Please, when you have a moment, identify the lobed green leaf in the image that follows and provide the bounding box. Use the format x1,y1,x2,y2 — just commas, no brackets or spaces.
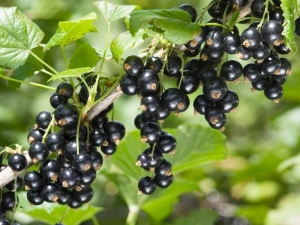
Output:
8,47,45,89
110,30,148,63
44,12,97,51
282,0,298,52
0,7,44,69
127,9,201,45
94,1,141,22
69,43,100,69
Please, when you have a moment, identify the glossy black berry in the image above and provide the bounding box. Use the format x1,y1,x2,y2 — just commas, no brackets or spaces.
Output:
154,174,174,188
228,0,247,8
206,30,225,50
63,125,87,142
46,132,65,155
78,84,101,105
50,92,66,109
200,45,224,62
164,55,182,78
56,82,74,100
274,43,291,55
91,112,108,129
89,129,107,147
216,90,239,113
178,70,199,94
240,27,262,49
224,32,240,54
57,188,72,205
155,106,171,121
243,63,261,82
193,94,212,115
145,56,163,73
5,175,23,191
260,53,281,75
24,171,43,191
138,176,157,195
138,70,160,95
205,106,226,126
251,0,270,18
123,55,144,77
208,1,227,18
63,141,87,161
1,191,16,211
179,4,197,22
278,58,292,75
156,133,177,154
59,168,80,188
264,80,283,102
252,41,271,60
205,18,223,32
185,27,208,50
220,60,243,82
73,153,92,173
105,121,126,145
183,48,200,57
54,103,79,129
40,159,61,182
27,126,44,145
88,151,103,170
79,168,97,185
141,95,161,113
198,67,217,84
68,198,82,209
140,122,161,144
203,77,227,101
0,219,11,225
73,187,94,204
41,183,61,203
35,111,52,129
261,20,284,45
154,159,172,176
237,45,253,60
161,88,187,112
119,74,140,96
57,155,72,169
251,77,268,91
29,141,49,163
270,8,284,24
8,153,27,171
27,190,44,205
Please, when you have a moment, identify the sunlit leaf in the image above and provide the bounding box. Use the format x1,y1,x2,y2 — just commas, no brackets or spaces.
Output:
0,7,44,69
48,67,93,82
282,0,297,52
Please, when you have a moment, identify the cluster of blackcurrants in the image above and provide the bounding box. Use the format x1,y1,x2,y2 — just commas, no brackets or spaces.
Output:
0,154,22,225
3,80,126,220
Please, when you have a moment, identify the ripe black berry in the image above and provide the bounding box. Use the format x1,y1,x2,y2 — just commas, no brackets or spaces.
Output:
164,55,182,78
50,92,66,109
206,30,225,50
59,168,80,188
178,70,199,94
140,122,161,144
185,27,207,50
243,63,261,82
161,88,187,111
140,95,161,113
27,126,44,145
252,41,271,60
8,153,27,171
155,174,174,188
29,141,49,163
105,121,126,145
154,159,172,176
220,60,243,82
145,56,163,73
193,94,212,115
91,112,108,129
179,4,197,22
156,133,177,154
138,70,160,95
216,90,239,113
46,132,65,155
240,27,261,49
208,1,227,18
39,159,61,182
1,191,16,211
63,125,87,142
260,53,281,75
123,55,144,77
89,129,107,147
264,80,283,102
73,187,94,204
119,74,140,96
295,17,300,36
35,111,52,129
73,153,92,173
5,175,23,191
138,176,157,195
63,141,87,161
203,77,227,101
57,188,72,205
56,82,74,100
224,32,240,54
24,171,43,191
88,151,103,170
41,183,61,203
54,103,79,128
261,20,284,45
27,190,44,205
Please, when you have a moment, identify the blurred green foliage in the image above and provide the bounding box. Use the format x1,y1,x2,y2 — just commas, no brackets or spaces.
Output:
1,0,300,225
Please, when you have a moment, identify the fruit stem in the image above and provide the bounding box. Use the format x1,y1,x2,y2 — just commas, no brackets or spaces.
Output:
42,116,55,143
159,43,173,95
0,74,56,91
60,45,69,69
29,51,58,75
257,0,271,29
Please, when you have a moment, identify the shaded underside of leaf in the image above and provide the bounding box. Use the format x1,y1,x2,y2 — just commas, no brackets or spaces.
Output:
0,7,44,69
282,0,297,52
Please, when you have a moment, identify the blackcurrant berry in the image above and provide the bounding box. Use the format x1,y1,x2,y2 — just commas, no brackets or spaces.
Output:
88,151,103,170
123,55,144,77
270,8,284,24
205,106,226,126
78,84,101,105
274,43,291,55
63,141,87,161
59,168,80,188
138,70,160,95
203,77,227,101
206,30,225,50
39,159,61,182
208,1,227,18
46,132,65,155
161,88,187,112
105,121,126,145
50,92,66,109
1,191,16,211
193,94,212,115
260,53,281,75
178,70,199,94
35,111,52,129
140,95,161,113
89,129,107,147
224,32,240,54
119,74,140,96
56,82,74,100
251,77,268,91
27,126,44,145
24,171,43,191
154,174,174,188
5,175,23,191
63,125,87,142
228,0,247,8
57,155,72,169
264,80,283,102
27,190,44,205
57,187,72,205
220,60,243,82
185,27,208,50
237,45,252,60
261,20,284,45
138,176,157,195
216,90,239,113
8,153,27,171
54,103,79,129
200,45,224,62
140,122,161,144
240,27,261,49
73,187,94,204
29,141,49,163
295,17,300,36
252,41,271,60
145,56,163,73
73,153,92,173
156,133,177,154
154,159,172,176
179,4,197,22
91,112,108,129
198,67,217,84
243,63,261,82
164,55,182,78
41,183,61,203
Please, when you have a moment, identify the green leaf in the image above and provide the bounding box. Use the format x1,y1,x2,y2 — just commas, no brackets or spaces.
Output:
110,30,147,63
127,9,201,45
48,67,93,82
95,47,113,61
172,124,227,174
94,1,141,22
142,178,199,224
227,10,240,27
282,0,297,52
0,7,44,69
8,47,44,89
17,191,102,225
165,209,218,225
44,12,97,51
69,43,100,69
